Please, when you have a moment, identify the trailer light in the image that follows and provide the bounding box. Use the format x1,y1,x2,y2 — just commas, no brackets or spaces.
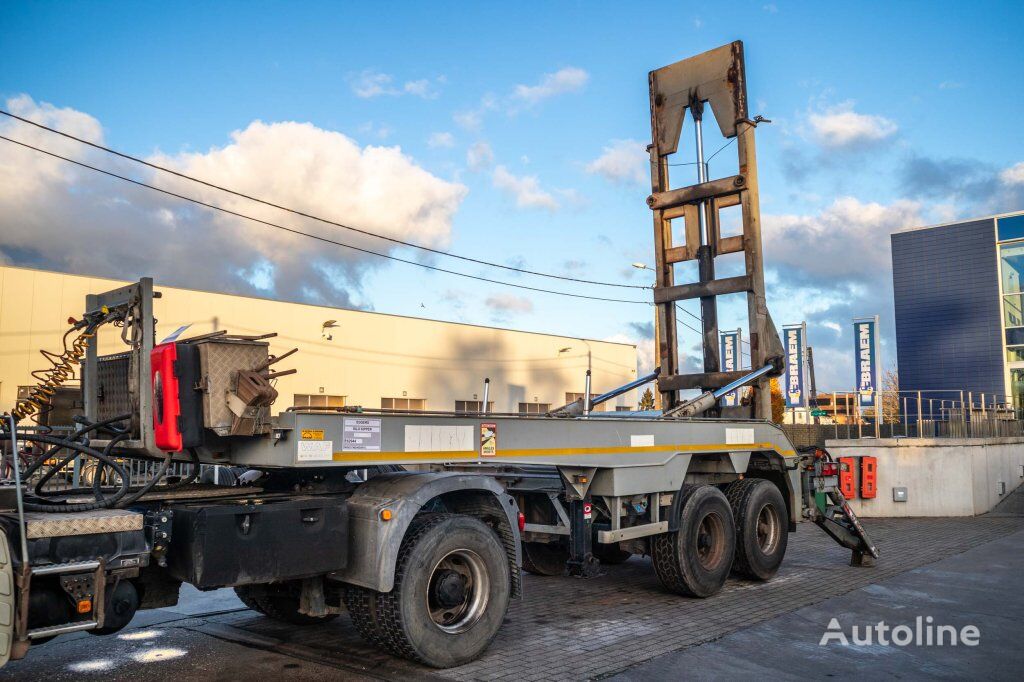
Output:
77,599,92,614
517,511,525,532
380,509,393,522
819,462,839,476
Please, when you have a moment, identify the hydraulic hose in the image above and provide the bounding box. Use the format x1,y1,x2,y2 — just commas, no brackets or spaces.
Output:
0,432,131,512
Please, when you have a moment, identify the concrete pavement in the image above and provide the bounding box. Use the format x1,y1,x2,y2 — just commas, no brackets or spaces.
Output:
2,514,1022,681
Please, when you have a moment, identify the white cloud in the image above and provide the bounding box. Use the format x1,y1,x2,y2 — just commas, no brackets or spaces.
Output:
349,70,444,99
454,93,498,132
806,101,898,149
763,196,922,281
427,131,455,148
492,165,559,211
484,294,533,314
0,96,467,307
511,67,589,108
403,78,439,99
466,141,494,172
349,69,396,98
453,109,483,131
693,18,704,29
938,81,964,90
586,139,648,185
763,3,778,12
1000,162,1024,186
357,121,392,140
455,67,586,130
604,332,651,378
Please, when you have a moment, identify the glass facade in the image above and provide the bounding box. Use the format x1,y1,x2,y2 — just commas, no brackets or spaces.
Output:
998,216,1024,411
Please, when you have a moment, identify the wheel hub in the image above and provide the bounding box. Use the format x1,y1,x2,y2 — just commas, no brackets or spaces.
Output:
426,548,490,634
431,569,467,609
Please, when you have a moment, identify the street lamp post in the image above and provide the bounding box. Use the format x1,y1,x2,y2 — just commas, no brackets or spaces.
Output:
559,341,593,414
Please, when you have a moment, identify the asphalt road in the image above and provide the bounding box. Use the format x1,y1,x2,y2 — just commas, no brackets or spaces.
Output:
2,512,1022,681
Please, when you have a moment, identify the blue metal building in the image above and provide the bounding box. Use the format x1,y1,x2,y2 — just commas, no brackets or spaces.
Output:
891,210,1024,412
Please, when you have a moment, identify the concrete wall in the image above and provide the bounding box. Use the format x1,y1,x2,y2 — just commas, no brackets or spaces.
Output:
0,265,638,415
826,437,1024,517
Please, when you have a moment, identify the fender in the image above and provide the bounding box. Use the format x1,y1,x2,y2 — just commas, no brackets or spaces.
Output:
331,471,522,594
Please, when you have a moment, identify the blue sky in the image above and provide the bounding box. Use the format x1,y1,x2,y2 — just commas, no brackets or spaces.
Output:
2,1,1023,390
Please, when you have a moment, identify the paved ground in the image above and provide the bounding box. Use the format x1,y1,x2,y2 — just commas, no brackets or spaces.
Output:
2,514,1023,681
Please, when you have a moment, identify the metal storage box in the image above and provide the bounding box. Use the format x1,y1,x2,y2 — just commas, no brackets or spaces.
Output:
193,338,269,436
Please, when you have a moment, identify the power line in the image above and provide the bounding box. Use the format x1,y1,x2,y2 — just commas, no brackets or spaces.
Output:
0,134,651,306
0,109,648,291
674,304,703,337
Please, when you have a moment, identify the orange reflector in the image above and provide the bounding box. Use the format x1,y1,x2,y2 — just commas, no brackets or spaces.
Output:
77,599,92,614
380,509,392,521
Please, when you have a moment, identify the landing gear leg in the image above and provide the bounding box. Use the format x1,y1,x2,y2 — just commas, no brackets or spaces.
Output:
565,499,600,577
850,550,876,567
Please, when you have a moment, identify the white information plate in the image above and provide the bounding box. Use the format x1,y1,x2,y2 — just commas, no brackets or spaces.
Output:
404,425,474,453
343,417,382,452
725,428,755,446
297,439,333,461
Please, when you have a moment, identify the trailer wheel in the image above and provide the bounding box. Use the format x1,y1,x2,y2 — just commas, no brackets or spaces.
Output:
593,542,631,565
233,585,264,613
651,485,735,597
521,541,568,576
724,478,788,580
352,513,510,668
239,583,338,625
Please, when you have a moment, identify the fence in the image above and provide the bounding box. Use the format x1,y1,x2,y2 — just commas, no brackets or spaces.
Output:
8,426,200,494
782,389,1024,447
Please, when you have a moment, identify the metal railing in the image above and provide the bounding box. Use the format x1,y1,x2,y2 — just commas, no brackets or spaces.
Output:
781,389,1024,446
7,426,200,494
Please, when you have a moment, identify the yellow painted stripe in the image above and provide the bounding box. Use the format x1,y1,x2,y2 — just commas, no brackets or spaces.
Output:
328,442,795,462
332,450,476,462
494,442,791,457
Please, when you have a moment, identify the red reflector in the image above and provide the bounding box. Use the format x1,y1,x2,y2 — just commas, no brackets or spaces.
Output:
151,342,183,452
820,462,839,476
517,511,525,532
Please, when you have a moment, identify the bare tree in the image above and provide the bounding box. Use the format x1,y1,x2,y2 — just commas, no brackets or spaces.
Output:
882,368,900,424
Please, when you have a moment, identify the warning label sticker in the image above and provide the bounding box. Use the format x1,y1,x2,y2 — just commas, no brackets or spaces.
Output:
343,417,382,452
480,422,497,457
300,429,324,440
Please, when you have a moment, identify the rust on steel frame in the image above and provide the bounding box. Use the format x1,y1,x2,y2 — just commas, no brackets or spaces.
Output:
646,40,783,419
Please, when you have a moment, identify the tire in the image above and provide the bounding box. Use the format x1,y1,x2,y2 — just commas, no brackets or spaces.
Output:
521,541,568,576
241,583,338,625
724,478,788,580
346,513,510,668
90,580,139,635
233,585,265,613
593,542,631,565
651,485,736,598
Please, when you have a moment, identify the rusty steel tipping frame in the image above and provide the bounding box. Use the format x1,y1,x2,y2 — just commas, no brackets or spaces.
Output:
646,41,783,419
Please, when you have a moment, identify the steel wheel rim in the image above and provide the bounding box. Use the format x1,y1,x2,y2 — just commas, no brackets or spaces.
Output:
755,503,780,554
694,511,726,570
426,548,490,633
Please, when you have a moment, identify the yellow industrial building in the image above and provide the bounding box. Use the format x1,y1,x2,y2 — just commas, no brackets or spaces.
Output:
0,265,639,419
